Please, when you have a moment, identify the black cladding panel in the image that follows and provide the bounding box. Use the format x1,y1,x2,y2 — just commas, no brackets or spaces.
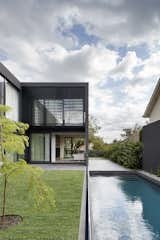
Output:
142,120,160,174
22,86,85,99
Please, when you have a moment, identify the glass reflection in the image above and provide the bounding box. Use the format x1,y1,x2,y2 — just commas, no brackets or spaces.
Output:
33,98,84,126
91,176,160,240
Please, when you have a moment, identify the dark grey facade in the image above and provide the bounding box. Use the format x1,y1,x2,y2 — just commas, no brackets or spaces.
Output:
21,83,88,163
142,121,160,174
0,62,88,164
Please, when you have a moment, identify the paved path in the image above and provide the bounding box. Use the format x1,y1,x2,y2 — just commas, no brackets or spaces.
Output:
30,163,85,170
89,158,128,172
31,158,127,172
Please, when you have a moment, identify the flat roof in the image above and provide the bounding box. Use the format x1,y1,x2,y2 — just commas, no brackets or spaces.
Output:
0,62,21,90
0,62,88,91
21,82,88,87
143,78,160,118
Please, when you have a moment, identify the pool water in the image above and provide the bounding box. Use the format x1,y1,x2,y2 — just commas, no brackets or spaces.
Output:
90,175,160,240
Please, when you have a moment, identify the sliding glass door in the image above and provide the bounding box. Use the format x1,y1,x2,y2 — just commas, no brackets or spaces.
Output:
64,137,73,159
31,133,50,162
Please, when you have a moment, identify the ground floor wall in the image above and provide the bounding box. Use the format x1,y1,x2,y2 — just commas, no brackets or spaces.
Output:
26,130,86,163
142,120,160,174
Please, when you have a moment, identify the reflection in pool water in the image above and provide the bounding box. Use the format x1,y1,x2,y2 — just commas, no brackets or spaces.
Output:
90,176,160,240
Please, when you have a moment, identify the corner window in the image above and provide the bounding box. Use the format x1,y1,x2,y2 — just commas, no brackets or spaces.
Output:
5,80,19,121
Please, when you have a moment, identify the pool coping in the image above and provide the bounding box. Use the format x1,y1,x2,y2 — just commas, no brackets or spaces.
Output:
78,170,87,240
90,170,133,176
136,170,160,187
89,169,160,186
88,169,160,240
88,174,94,240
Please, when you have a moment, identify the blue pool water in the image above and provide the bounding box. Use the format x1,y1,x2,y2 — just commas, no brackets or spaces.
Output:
90,175,160,240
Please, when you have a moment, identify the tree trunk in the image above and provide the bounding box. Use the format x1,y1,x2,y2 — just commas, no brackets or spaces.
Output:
2,174,7,221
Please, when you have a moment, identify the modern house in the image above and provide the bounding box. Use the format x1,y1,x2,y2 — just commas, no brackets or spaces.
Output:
143,78,160,173
0,62,88,164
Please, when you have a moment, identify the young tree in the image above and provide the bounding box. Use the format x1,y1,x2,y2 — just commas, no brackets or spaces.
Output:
89,116,106,150
0,105,55,224
0,105,29,162
72,138,84,153
121,124,142,142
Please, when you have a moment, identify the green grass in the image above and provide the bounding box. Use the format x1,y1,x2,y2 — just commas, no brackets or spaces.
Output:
0,170,84,240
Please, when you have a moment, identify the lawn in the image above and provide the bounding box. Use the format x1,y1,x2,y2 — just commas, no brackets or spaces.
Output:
0,170,84,240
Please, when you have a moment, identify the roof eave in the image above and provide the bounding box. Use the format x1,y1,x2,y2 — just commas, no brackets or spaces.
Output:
143,78,160,118
0,62,21,90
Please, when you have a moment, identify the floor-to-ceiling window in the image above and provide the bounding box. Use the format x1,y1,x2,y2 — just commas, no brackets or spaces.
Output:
0,75,5,104
64,137,73,159
31,133,50,162
63,136,85,160
5,80,19,121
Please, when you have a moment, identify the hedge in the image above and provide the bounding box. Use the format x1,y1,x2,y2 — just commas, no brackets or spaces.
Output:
106,142,143,169
89,142,143,169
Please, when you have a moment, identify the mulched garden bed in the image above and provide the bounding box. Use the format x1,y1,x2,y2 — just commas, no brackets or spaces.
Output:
0,215,23,230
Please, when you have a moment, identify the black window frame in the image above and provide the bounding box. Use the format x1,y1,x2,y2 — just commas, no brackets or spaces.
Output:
32,98,84,127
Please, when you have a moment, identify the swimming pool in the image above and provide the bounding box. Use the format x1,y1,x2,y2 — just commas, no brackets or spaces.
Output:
90,175,160,240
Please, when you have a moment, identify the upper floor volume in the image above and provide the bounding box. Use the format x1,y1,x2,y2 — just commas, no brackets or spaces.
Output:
21,83,88,129
0,62,88,129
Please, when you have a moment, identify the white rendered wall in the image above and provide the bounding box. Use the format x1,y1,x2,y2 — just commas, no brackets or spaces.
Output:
150,96,160,122
5,81,19,121
51,134,56,163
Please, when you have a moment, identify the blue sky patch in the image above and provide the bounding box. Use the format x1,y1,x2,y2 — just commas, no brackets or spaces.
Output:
128,44,150,60
70,24,99,45
60,23,99,47
107,43,150,60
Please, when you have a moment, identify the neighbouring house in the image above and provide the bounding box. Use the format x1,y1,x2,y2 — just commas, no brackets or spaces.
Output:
0,62,88,164
143,78,160,174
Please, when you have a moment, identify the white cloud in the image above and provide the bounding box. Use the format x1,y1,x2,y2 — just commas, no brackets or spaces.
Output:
111,51,141,80
138,52,160,80
0,0,160,142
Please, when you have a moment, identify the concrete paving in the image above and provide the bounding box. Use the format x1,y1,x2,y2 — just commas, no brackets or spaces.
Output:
31,159,128,172
30,163,86,170
89,158,128,172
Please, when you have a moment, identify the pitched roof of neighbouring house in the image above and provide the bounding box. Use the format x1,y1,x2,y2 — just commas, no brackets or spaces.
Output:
143,78,160,118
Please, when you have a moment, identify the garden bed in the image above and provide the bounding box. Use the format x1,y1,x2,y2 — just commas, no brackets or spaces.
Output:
0,215,22,230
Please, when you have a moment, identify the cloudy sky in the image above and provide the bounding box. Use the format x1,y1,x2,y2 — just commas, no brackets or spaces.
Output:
0,0,160,142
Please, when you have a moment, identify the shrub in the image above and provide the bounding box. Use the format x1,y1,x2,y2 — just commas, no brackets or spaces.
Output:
105,142,143,169
89,150,106,158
